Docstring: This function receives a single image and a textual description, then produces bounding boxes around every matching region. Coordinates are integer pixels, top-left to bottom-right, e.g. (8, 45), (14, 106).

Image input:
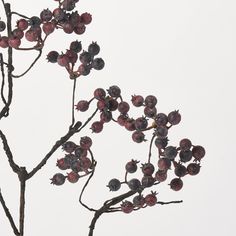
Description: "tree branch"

(0, 53), (7, 105)
(148, 133), (155, 163)
(157, 200), (183, 205)
(0, 188), (20, 236)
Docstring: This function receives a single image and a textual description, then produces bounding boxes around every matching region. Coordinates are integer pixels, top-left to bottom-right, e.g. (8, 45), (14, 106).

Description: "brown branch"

(0, 188), (20, 236)
(27, 121), (82, 179)
(0, 129), (20, 173)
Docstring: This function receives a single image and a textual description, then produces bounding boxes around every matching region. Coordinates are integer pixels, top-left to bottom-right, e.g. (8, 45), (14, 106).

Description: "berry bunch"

(50, 137), (95, 185)
(47, 41), (104, 78)
(0, 0), (92, 49)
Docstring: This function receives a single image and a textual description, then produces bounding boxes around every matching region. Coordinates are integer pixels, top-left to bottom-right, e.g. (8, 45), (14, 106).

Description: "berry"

(62, 0), (76, 11)
(107, 85), (121, 98)
(17, 19), (28, 31)
(164, 146), (178, 160)
(144, 95), (157, 108)
(141, 163), (155, 176)
(97, 100), (107, 110)
(133, 195), (145, 207)
(53, 8), (66, 22)
(56, 158), (70, 170)
(155, 137), (168, 149)
(66, 49), (78, 64)
(127, 178), (141, 191)
(187, 163), (201, 175)
(107, 98), (118, 111)
(80, 136), (92, 149)
(40, 9), (53, 22)
(135, 117), (148, 131)
(0, 36), (9, 48)
(25, 29), (38, 42)
(62, 141), (77, 153)
(92, 58), (105, 70)
(124, 118), (136, 131)
(51, 173), (66, 185)
(70, 40), (82, 53)
(121, 201), (133, 213)
(155, 170), (167, 182)
(155, 113), (168, 126)
(64, 154), (77, 167)
(79, 51), (92, 64)
(8, 36), (21, 48)
(80, 12), (92, 24)
(179, 150), (192, 163)
(74, 23), (86, 35)
(155, 126), (168, 138)
(170, 178), (183, 191)
(168, 110), (181, 125)
(174, 163), (187, 177)
(93, 88), (106, 100)
(57, 54), (70, 67)
(179, 138), (192, 151)
(145, 192), (157, 206)
(67, 171), (79, 183)
(118, 101), (130, 114)
(141, 175), (155, 188)
(0, 20), (6, 32)
(62, 22), (74, 34)
(42, 22), (55, 35)
(132, 131), (145, 143)
(12, 29), (24, 39)
(47, 51), (59, 63)
(74, 146), (87, 159)
(125, 160), (138, 173)
(107, 178), (121, 191)
(69, 11), (80, 27)
(88, 42), (100, 56)
(29, 16), (41, 27)
(79, 157), (92, 170)
(117, 115), (128, 126)
(157, 158), (171, 171)
(100, 110), (112, 123)
(192, 145), (205, 161)
(131, 95), (144, 107)
(144, 106), (157, 118)
(78, 64), (90, 76)
(91, 121), (103, 133)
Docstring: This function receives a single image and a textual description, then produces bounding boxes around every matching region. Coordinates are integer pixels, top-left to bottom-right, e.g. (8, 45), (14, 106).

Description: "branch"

(0, 53), (7, 105)
(0, 129), (20, 173)
(147, 133), (155, 163)
(0, 188), (20, 236)
(157, 200), (183, 205)
(12, 49), (42, 78)
(70, 78), (77, 128)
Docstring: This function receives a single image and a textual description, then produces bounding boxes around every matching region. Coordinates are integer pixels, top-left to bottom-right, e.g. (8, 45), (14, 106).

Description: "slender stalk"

(19, 180), (26, 236)
(70, 78), (77, 128)
(0, 53), (7, 105)
(0, 188), (20, 236)
(147, 134), (155, 163)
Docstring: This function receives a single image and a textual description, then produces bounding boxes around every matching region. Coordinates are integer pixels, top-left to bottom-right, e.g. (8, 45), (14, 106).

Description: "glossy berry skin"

(107, 85), (121, 98)
(187, 163), (201, 175)
(118, 101), (130, 114)
(179, 138), (192, 151)
(170, 178), (183, 191)
(157, 158), (171, 171)
(121, 201), (133, 214)
(70, 40), (82, 53)
(145, 193), (157, 206)
(141, 163), (155, 176)
(75, 100), (89, 112)
(94, 88), (106, 100)
(62, 141), (77, 153)
(107, 178), (121, 191)
(155, 137), (168, 149)
(80, 136), (92, 149)
(17, 19), (28, 31)
(192, 145), (205, 161)
(80, 12), (92, 24)
(132, 131), (145, 143)
(47, 51), (59, 63)
(131, 95), (144, 107)
(155, 170), (167, 182)
(133, 195), (145, 207)
(125, 160), (138, 173)
(128, 178), (141, 191)
(88, 42), (100, 55)
(67, 171), (79, 183)
(0, 21), (6, 32)
(141, 175), (155, 188)
(92, 58), (105, 70)
(144, 95), (157, 108)
(179, 150), (192, 163)
(168, 110), (181, 125)
(91, 121), (103, 133)
(51, 173), (66, 186)
(164, 146), (178, 160)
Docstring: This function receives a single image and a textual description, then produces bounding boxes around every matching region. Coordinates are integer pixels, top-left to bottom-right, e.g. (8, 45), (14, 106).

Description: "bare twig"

(0, 129), (20, 173)
(0, 53), (7, 105)
(12, 49), (42, 78)
(0, 188), (20, 236)
(157, 200), (183, 205)
(19, 179), (26, 236)
(147, 133), (155, 163)
(70, 78), (77, 128)
(11, 11), (29, 19)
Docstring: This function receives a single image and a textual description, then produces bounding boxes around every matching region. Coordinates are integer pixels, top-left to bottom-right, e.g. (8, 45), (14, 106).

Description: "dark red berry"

(47, 51), (59, 63)
(0, 36), (9, 48)
(168, 110), (181, 125)
(141, 163), (155, 176)
(57, 54), (70, 67)
(170, 178), (183, 191)
(17, 19), (28, 31)
(145, 192), (157, 206)
(187, 163), (201, 175)
(135, 117), (148, 131)
(80, 136), (92, 149)
(107, 178), (121, 191)
(125, 160), (138, 173)
(92, 58), (105, 70)
(25, 29), (38, 42)
(62, 141), (77, 153)
(155, 113), (168, 126)
(132, 131), (145, 143)
(118, 101), (130, 114)
(70, 40), (82, 53)
(131, 95), (144, 107)
(144, 106), (157, 118)
(43, 22), (55, 35)
(66, 49), (78, 64)
(56, 158), (70, 170)
(121, 201), (133, 214)
(155, 170), (167, 182)
(107, 85), (121, 98)
(94, 88), (106, 100)
(74, 23), (86, 34)
(40, 9), (53, 22)
(97, 100), (107, 110)
(179, 138), (192, 151)
(79, 157), (92, 170)
(141, 175), (155, 188)
(62, 0), (76, 11)
(62, 22), (74, 34)
(53, 8), (66, 21)
(51, 173), (66, 185)
(91, 121), (103, 133)
(158, 158), (171, 171)
(124, 118), (136, 131)
(80, 12), (92, 24)
(78, 64), (91, 76)
(67, 171), (79, 183)
(117, 115), (128, 126)
(12, 29), (24, 39)
(100, 110), (112, 123)
(88, 42), (100, 56)
(8, 36), (21, 48)
(192, 145), (205, 161)
(144, 95), (157, 108)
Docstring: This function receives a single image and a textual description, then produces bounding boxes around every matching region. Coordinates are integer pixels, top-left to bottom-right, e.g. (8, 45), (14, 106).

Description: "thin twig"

(12, 49), (42, 78)
(11, 11), (29, 19)
(147, 133), (155, 163)
(0, 129), (20, 173)
(0, 188), (20, 236)
(70, 78), (77, 128)
(157, 200), (183, 205)
(0, 53), (7, 105)
(19, 179), (26, 236)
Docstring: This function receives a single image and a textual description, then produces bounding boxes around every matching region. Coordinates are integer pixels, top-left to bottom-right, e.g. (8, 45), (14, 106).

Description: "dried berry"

(125, 160), (138, 173)
(121, 201), (133, 214)
(187, 163), (201, 175)
(128, 178), (141, 191)
(170, 178), (183, 191)
(131, 95), (144, 107)
(192, 145), (205, 161)
(144, 95), (157, 108)
(168, 110), (181, 125)
(67, 171), (79, 183)
(51, 173), (66, 186)
(107, 178), (121, 191)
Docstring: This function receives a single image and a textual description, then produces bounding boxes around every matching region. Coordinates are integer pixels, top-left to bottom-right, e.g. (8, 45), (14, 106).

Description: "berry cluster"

(47, 41), (104, 78)
(50, 137), (95, 185)
(0, 0), (92, 49)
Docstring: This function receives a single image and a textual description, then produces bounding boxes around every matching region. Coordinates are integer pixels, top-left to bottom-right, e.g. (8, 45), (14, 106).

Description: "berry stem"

(70, 78), (77, 128)
(10, 11), (30, 19)
(157, 200), (183, 205)
(0, 53), (7, 105)
(19, 178), (26, 236)
(0, 188), (20, 235)
(147, 134), (155, 163)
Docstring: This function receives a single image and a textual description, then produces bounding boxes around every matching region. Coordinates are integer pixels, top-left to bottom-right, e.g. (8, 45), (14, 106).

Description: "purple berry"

(144, 95), (157, 108)
(131, 95), (144, 107)
(192, 145), (205, 161)
(107, 178), (121, 191)
(91, 121), (103, 133)
(107, 85), (121, 98)
(125, 160), (138, 173)
(75, 100), (89, 112)
(168, 110), (181, 125)
(118, 101), (130, 114)
(170, 178), (183, 191)
(132, 131), (145, 143)
(51, 173), (66, 186)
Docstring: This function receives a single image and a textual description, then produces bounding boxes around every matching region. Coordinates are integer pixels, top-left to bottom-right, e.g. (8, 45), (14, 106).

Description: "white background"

(0, 0), (236, 235)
